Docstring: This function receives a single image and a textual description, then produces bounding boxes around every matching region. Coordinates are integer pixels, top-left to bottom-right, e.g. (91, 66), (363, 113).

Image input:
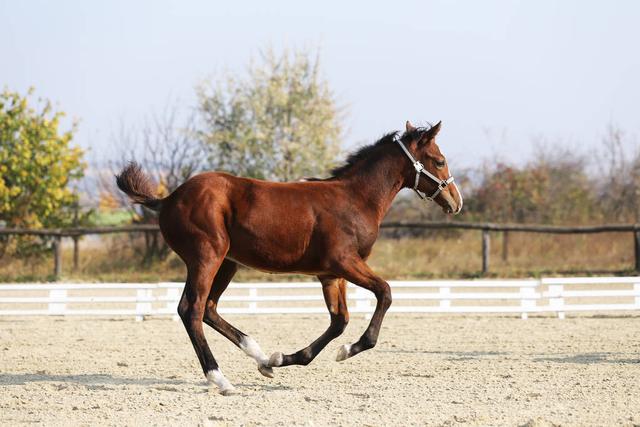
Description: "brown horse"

(116, 120), (462, 394)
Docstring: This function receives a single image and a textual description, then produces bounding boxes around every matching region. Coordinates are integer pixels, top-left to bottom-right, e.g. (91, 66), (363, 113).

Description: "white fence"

(0, 277), (639, 320)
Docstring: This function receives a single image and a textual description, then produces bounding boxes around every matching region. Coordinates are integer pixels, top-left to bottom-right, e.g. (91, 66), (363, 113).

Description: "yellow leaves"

(156, 179), (169, 198)
(0, 88), (85, 238)
(99, 191), (120, 212)
(50, 188), (64, 201)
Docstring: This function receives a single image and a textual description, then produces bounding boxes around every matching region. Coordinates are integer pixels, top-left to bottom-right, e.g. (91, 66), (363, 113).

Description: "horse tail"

(115, 162), (163, 212)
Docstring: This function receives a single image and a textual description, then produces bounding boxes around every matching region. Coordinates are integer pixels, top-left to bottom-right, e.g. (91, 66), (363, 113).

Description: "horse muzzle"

(440, 184), (463, 215)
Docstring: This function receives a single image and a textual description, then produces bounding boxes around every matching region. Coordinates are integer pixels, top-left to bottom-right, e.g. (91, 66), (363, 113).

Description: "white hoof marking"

(268, 351), (284, 367)
(240, 336), (269, 366)
(240, 336), (274, 377)
(336, 344), (351, 362)
(206, 369), (235, 395)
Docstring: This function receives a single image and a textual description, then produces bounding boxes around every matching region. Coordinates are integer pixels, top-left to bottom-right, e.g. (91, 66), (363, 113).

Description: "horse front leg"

(333, 259), (392, 361)
(268, 277), (349, 367)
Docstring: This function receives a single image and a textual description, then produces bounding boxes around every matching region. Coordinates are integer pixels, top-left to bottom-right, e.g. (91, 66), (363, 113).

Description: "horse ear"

(418, 121), (442, 145)
(422, 121), (442, 142)
(405, 121), (416, 133)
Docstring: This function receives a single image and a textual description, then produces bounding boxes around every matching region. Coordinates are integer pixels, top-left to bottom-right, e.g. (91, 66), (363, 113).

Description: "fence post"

(249, 287), (258, 313)
(439, 286), (451, 310)
(72, 205), (79, 272)
(482, 229), (490, 274)
(548, 284), (565, 319)
(502, 231), (509, 263)
(48, 288), (67, 315)
(72, 236), (80, 272)
(354, 286), (372, 319)
(135, 288), (152, 321)
(53, 236), (62, 280)
(165, 287), (180, 321)
(634, 230), (640, 271)
(520, 286), (536, 320)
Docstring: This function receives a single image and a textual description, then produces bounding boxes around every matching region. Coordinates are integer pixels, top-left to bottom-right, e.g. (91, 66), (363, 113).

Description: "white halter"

(394, 134), (459, 202)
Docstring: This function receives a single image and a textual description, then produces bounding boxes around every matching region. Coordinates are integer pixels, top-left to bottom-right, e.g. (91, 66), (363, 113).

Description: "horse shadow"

(0, 373), (294, 393)
(380, 349), (640, 365)
(0, 372), (189, 387)
(533, 352), (640, 365)
(379, 349), (508, 360)
(233, 382), (292, 392)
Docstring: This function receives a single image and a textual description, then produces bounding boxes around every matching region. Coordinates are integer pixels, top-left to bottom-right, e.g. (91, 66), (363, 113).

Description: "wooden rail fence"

(1, 222), (639, 279)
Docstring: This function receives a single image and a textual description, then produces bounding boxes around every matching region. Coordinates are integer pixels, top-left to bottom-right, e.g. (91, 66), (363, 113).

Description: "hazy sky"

(2, 0), (639, 169)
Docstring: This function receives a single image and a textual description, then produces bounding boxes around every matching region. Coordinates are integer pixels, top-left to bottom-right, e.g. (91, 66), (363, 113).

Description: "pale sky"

(1, 0), (639, 169)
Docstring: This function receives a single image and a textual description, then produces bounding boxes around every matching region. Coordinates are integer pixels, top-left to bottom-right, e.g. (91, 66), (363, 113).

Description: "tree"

(196, 47), (343, 181)
(597, 123), (640, 222)
(0, 88), (85, 256)
(101, 104), (203, 212)
(99, 103), (204, 263)
(466, 155), (595, 225)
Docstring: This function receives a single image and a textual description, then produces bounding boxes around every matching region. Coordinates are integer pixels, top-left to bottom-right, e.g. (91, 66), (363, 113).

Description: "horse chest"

(355, 232), (378, 260)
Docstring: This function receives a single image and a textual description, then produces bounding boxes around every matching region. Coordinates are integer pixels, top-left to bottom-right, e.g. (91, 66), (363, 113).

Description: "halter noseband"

(394, 134), (457, 202)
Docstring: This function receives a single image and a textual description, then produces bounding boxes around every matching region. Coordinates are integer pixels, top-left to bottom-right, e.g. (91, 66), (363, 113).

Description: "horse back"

(160, 172), (365, 274)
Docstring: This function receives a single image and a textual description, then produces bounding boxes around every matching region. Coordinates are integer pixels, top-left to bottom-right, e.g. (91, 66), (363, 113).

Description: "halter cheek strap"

(394, 135), (456, 201)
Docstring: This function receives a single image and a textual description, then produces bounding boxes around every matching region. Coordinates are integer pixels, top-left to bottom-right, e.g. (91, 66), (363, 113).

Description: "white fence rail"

(0, 277), (639, 320)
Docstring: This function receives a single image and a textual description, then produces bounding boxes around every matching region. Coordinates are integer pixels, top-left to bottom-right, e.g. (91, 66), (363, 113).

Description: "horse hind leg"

(177, 246), (235, 395)
(268, 277), (349, 367)
(203, 259), (274, 378)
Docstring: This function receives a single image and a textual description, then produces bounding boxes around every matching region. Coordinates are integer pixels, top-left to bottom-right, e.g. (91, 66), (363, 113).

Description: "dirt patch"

(1, 314), (639, 426)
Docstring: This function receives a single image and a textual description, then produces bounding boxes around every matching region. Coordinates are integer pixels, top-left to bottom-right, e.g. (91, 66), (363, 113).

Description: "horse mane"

(328, 125), (432, 178)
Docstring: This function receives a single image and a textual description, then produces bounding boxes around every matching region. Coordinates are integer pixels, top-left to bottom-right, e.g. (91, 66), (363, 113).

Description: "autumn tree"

(102, 105), (203, 212)
(597, 123), (640, 222)
(196, 47), (343, 181)
(100, 104), (204, 263)
(465, 153), (595, 225)
(0, 88), (85, 256)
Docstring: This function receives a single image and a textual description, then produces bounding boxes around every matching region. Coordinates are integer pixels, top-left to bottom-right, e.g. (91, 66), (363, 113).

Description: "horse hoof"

(268, 351), (284, 367)
(206, 369), (236, 395)
(336, 344), (351, 362)
(258, 364), (275, 378)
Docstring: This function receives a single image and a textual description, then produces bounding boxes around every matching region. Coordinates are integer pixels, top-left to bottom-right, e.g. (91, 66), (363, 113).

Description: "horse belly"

(226, 216), (322, 273)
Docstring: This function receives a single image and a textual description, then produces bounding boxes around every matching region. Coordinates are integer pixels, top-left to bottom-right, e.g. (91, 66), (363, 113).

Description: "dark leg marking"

(203, 259), (273, 378)
(334, 260), (392, 361)
(268, 277), (349, 367)
(177, 245), (235, 395)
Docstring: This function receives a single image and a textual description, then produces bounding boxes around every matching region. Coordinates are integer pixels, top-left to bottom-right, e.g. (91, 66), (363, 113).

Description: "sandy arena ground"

(1, 313), (639, 426)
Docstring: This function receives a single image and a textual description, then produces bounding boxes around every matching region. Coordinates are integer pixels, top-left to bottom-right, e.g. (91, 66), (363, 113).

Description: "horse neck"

(341, 149), (410, 223)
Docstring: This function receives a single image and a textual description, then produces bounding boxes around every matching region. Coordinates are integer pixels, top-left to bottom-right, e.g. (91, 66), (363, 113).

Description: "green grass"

(88, 209), (132, 226)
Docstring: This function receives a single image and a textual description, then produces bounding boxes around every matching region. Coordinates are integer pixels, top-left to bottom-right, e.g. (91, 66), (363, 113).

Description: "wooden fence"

(1, 221), (640, 279)
(1, 277), (639, 320)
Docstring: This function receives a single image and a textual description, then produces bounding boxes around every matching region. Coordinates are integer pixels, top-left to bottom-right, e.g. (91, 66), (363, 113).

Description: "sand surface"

(1, 313), (639, 426)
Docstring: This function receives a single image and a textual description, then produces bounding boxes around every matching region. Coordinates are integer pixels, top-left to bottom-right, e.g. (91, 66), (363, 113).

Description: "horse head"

(401, 121), (463, 215)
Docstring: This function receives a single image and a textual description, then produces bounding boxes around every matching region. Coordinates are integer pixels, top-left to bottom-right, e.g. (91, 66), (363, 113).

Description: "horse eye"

(435, 159), (446, 169)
